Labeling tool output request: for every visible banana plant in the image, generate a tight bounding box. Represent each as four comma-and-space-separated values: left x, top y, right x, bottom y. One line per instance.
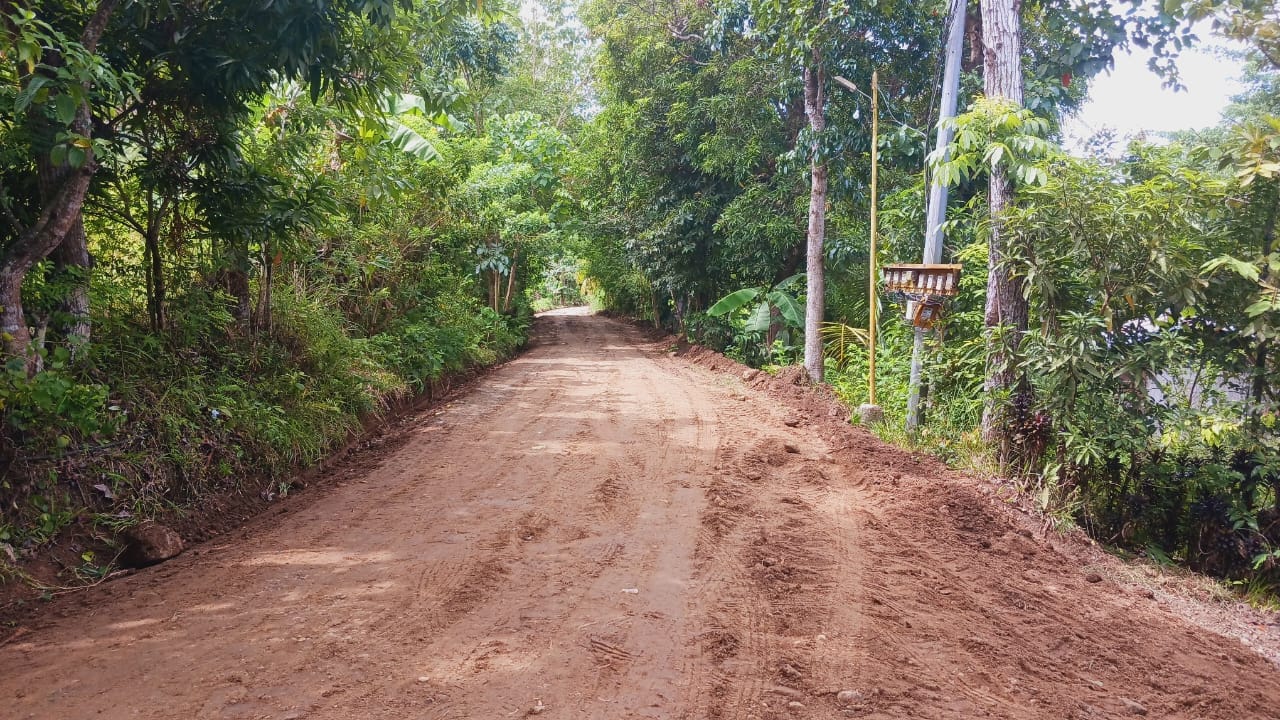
380, 92, 460, 161
708, 274, 806, 356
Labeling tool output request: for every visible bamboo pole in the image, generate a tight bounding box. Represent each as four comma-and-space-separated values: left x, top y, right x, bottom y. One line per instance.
868, 70, 879, 406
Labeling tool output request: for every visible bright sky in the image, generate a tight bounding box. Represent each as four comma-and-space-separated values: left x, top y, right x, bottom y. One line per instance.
1062, 41, 1246, 152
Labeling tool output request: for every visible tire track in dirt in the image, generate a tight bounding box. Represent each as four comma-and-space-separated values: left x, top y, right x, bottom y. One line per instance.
343, 312, 718, 719
670, 362, 861, 720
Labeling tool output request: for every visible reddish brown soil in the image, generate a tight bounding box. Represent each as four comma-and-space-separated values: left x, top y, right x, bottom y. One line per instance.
2, 309, 1279, 719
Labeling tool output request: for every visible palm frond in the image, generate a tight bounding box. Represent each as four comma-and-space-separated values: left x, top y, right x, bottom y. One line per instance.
821, 321, 869, 370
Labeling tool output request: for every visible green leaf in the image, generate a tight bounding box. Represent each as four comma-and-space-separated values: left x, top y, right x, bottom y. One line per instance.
766, 289, 804, 328
309, 64, 323, 104
1246, 298, 1278, 317
773, 273, 806, 291
707, 288, 760, 316
984, 143, 1005, 168
388, 93, 427, 115
52, 93, 77, 125
385, 120, 440, 161
744, 301, 772, 333
1202, 255, 1260, 281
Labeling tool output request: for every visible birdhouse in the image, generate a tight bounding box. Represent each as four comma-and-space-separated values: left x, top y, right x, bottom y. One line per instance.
881, 263, 963, 297
882, 263, 962, 329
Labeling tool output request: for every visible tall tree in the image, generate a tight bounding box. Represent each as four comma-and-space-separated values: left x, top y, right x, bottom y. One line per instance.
802, 52, 827, 382
979, 0, 1029, 444
743, 0, 940, 382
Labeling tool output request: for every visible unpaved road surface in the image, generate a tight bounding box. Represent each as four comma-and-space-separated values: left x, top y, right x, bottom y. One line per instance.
4, 309, 1280, 719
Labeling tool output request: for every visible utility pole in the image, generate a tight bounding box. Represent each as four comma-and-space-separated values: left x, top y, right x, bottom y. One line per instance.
868, 70, 879, 408
905, 0, 966, 432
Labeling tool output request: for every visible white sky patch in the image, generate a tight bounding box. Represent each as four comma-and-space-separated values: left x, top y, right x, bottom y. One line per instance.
1062, 41, 1247, 153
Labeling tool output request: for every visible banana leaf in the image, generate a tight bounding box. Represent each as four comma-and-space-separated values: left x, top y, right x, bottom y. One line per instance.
744, 301, 773, 333
767, 289, 804, 328
708, 288, 760, 316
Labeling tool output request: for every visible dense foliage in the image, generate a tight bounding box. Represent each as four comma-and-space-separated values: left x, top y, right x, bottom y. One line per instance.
0, 0, 578, 571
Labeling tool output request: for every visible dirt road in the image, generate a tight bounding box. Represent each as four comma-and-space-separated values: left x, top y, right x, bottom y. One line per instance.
3, 309, 1280, 719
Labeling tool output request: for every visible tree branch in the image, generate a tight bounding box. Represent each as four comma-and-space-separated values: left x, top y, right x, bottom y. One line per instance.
0, 164, 94, 277
80, 0, 120, 53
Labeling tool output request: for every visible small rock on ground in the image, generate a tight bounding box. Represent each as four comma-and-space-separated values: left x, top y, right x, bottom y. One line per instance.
121, 521, 185, 567
1120, 698, 1148, 715
768, 686, 804, 699
836, 690, 863, 704
857, 403, 884, 424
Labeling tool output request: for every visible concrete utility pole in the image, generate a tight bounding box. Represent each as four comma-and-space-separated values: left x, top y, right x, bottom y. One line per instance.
905, 0, 967, 432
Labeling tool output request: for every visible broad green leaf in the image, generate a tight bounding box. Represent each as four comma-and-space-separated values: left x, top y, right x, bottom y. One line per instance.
388, 93, 427, 116
52, 93, 77, 125
1246, 298, 1279, 317
386, 120, 440, 161
1202, 255, 1260, 281
767, 289, 804, 328
744, 301, 772, 333
707, 288, 760, 316
773, 273, 806, 291
984, 143, 1005, 168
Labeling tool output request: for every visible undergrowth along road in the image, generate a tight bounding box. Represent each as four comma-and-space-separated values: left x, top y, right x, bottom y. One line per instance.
2, 308, 1279, 719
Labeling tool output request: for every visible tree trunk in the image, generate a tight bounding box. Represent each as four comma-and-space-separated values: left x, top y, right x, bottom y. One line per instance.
34, 117, 93, 354
1251, 186, 1278, 404
503, 249, 519, 313
50, 220, 92, 351
802, 56, 827, 383
0, 0, 119, 367
0, 164, 95, 368
980, 0, 1023, 104
223, 236, 252, 330
767, 304, 782, 355
979, 0, 1028, 444
262, 252, 274, 336
145, 225, 166, 331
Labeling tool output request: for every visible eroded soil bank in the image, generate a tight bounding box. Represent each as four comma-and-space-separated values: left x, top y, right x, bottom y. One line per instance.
2, 308, 1279, 719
